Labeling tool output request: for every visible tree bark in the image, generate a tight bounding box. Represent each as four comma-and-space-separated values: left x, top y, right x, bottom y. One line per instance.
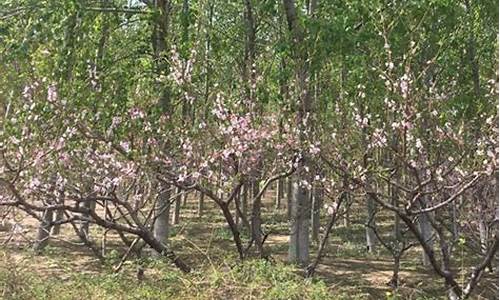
243, 0, 257, 111
79, 192, 96, 240
172, 186, 182, 225
241, 183, 248, 222
275, 179, 284, 209
390, 255, 401, 288
251, 179, 263, 257
33, 208, 53, 252
418, 187, 434, 267
219, 201, 244, 259
153, 183, 171, 252
51, 189, 64, 235
343, 195, 350, 227
282, 0, 315, 266
419, 211, 434, 266
286, 177, 292, 219
288, 177, 310, 266
198, 191, 204, 218
311, 184, 322, 244
306, 191, 344, 277
182, 191, 188, 207
366, 193, 377, 252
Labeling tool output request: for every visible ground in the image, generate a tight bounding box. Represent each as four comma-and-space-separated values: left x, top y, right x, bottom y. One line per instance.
0, 189, 497, 299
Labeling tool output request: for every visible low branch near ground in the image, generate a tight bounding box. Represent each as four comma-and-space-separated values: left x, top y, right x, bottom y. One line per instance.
0, 177, 191, 273
306, 190, 345, 278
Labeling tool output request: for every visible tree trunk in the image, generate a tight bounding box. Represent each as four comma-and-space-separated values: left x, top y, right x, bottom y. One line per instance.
311, 184, 322, 244
218, 201, 244, 259
241, 183, 248, 222
366, 194, 377, 252
391, 182, 402, 241
251, 179, 263, 256
343, 194, 350, 227
172, 187, 182, 225
306, 190, 344, 277
198, 191, 204, 218
286, 177, 293, 220
419, 211, 434, 266
79, 199, 95, 239
450, 198, 459, 241
182, 191, 188, 207
275, 179, 284, 209
288, 177, 310, 266
243, 0, 257, 111
51, 189, 64, 235
282, 0, 315, 267
389, 254, 401, 288
33, 209, 53, 252
478, 212, 488, 257
234, 191, 240, 227
153, 183, 171, 252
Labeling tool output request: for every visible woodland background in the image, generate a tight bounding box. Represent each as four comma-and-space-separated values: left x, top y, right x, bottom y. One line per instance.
0, 0, 498, 299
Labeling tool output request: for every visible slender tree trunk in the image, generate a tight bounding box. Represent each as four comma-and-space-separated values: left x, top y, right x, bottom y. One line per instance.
282, 0, 315, 266
391, 182, 402, 241
419, 211, 434, 266
34, 208, 53, 252
172, 187, 182, 225
366, 193, 377, 252
182, 191, 188, 207
149, 0, 175, 259
343, 194, 350, 227
203, 1, 213, 119
241, 183, 248, 222
450, 198, 459, 241
288, 176, 310, 266
417, 171, 434, 267
102, 199, 110, 257
218, 201, 244, 259
51, 189, 64, 235
478, 211, 489, 257
390, 254, 401, 288
286, 177, 293, 220
306, 191, 344, 277
234, 191, 241, 227
79, 196, 96, 239
251, 179, 263, 256
275, 179, 284, 209
198, 191, 204, 218
465, 0, 481, 99
311, 184, 322, 244
243, 0, 257, 111
153, 183, 171, 252
364, 140, 376, 253
142, 225, 190, 272
398, 213, 464, 299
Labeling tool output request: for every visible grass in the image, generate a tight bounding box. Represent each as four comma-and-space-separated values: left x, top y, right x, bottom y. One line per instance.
0, 249, 334, 300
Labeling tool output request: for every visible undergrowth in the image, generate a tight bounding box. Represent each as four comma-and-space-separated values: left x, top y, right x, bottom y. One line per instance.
0, 250, 337, 300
